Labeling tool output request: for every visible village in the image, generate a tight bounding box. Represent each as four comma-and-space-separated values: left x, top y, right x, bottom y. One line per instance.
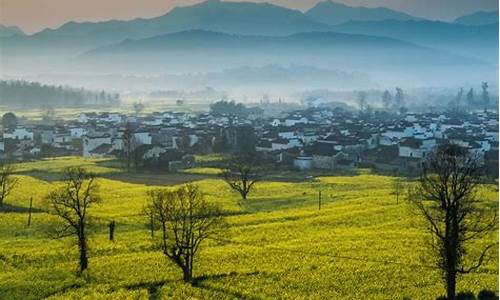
0, 104, 498, 176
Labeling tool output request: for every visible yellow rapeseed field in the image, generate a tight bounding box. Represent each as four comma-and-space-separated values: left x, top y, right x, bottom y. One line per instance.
0, 157, 497, 299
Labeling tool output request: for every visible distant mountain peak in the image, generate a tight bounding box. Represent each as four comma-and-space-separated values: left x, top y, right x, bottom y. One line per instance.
0, 25, 25, 37
306, 1, 421, 25
454, 10, 498, 26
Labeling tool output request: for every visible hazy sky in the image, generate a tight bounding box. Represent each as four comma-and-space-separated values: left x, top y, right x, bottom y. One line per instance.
1, 0, 498, 34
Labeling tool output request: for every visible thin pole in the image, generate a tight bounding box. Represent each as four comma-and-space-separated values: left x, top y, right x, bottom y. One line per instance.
318, 190, 322, 211
150, 214, 154, 238
27, 197, 33, 227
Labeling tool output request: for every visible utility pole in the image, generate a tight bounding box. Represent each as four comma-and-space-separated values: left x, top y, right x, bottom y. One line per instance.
150, 214, 155, 238
318, 190, 322, 211
109, 220, 116, 241
27, 197, 33, 227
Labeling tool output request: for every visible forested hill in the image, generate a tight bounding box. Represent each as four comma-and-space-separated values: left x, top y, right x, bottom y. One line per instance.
0, 80, 120, 107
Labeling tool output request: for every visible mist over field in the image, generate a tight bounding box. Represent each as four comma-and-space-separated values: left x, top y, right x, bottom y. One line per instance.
1, 0, 498, 106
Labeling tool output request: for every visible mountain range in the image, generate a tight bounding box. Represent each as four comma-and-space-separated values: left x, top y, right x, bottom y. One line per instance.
331, 20, 498, 62
305, 1, 421, 25
0, 0, 497, 88
0, 25, 25, 37
75, 30, 492, 89
454, 10, 499, 26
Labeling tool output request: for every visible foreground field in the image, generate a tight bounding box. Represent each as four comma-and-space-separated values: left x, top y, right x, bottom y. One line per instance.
0, 157, 498, 299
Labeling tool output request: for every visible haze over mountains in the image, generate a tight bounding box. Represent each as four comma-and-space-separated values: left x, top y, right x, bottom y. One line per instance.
0, 0, 498, 94
0, 25, 25, 37
305, 1, 421, 25
454, 10, 499, 26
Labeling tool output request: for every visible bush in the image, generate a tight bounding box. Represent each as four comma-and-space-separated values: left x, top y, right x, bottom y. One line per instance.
478, 290, 498, 300
457, 291, 476, 300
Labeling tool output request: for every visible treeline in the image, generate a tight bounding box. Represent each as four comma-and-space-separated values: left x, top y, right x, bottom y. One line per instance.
210, 100, 263, 117
0, 80, 120, 107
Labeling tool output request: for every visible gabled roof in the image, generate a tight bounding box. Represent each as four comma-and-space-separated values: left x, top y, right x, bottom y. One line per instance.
400, 138, 423, 148
90, 143, 112, 154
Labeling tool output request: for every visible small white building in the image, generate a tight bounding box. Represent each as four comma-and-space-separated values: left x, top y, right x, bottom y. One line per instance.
83, 134, 112, 157
293, 155, 313, 170
4, 128, 34, 140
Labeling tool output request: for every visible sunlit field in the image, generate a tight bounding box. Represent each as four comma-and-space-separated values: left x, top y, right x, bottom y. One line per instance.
0, 99, 210, 121
0, 157, 497, 299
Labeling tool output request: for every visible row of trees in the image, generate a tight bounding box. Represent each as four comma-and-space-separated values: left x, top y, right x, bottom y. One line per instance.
357, 87, 406, 115
358, 82, 491, 116
0, 80, 120, 108
448, 82, 491, 116
209, 100, 263, 118
0, 144, 495, 299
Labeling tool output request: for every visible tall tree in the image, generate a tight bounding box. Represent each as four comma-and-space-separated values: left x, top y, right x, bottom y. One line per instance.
132, 101, 145, 116
145, 184, 226, 283
122, 123, 136, 172
454, 88, 464, 116
1, 112, 17, 129
356, 91, 367, 113
481, 82, 489, 113
381, 90, 392, 111
466, 88, 475, 111
394, 87, 405, 112
220, 155, 260, 204
0, 163, 18, 208
46, 167, 100, 275
409, 144, 497, 300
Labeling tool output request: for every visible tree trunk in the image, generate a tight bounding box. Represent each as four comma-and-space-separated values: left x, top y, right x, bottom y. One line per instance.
446, 270, 456, 300
78, 225, 88, 274
182, 266, 192, 283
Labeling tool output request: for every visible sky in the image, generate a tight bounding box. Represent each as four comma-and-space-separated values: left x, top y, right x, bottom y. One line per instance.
1, 0, 498, 34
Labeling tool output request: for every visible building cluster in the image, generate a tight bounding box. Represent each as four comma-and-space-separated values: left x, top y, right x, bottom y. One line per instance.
1, 108, 498, 175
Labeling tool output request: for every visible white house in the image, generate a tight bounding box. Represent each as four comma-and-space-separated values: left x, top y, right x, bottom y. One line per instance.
278, 131, 296, 139
293, 155, 313, 170
70, 127, 86, 138
134, 131, 152, 145
83, 134, 112, 157
398, 138, 436, 159
4, 128, 34, 140
271, 138, 301, 150
284, 116, 308, 127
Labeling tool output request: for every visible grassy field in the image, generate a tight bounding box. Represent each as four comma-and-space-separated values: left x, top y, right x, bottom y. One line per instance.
0, 157, 497, 299
0, 99, 210, 121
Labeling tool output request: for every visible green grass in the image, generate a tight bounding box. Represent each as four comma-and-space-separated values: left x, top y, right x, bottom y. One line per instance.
0, 158, 497, 299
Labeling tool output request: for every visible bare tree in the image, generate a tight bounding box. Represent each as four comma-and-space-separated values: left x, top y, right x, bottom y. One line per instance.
46, 167, 100, 275
394, 87, 405, 111
122, 123, 136, 172
452, 88, 464, 116
481, 82, 489, 113
381, 90, 392, 111
466, 88, 475, 111
408, 144, 497, 300
220, 155, 260, 203
145, 184, 225, 283
0, 163, 18, 208
132, 101, 145, 116
356, 91, 367, 113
